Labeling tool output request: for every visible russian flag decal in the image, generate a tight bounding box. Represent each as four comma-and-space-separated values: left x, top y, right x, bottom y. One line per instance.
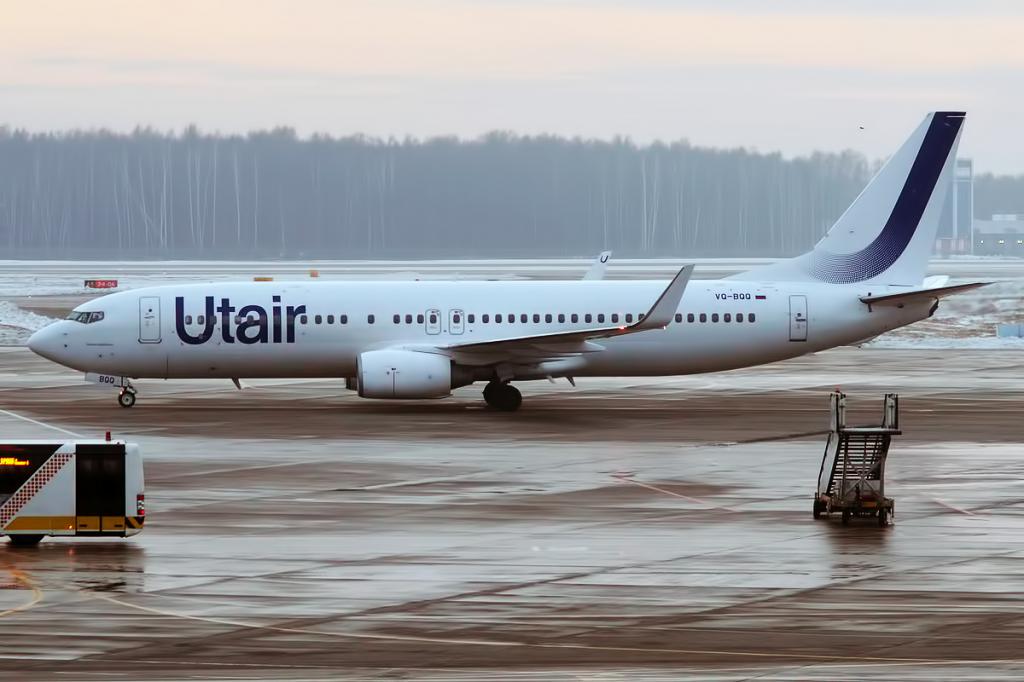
755, 294, 766, 300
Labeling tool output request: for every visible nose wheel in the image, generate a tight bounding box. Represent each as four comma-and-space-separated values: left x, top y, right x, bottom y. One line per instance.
118, 388, 137, 408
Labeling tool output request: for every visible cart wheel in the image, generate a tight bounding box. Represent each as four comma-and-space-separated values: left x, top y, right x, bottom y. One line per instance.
841, 509, 851, 525
8, 534, 43, 547
878, 509, 889, 528
813, 499, 826, 519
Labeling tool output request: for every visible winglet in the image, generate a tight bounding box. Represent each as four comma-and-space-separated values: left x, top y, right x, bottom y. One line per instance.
633, 264, 694, 330
582, 250, 612, 280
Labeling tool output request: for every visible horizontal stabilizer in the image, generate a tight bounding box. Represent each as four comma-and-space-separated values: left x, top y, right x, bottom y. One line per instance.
860, 281, 990, 307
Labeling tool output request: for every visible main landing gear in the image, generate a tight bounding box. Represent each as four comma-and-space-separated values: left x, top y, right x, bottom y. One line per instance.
118, 385, 137, 408
483, 381, 522, 412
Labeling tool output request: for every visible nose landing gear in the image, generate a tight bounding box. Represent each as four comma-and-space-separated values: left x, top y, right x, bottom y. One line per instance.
483, 381, 522, 411
118, 385, 137, 408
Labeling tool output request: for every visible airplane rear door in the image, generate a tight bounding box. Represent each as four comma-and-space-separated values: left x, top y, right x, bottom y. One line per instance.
139, 296, 161, 343
789, 295, 808, 342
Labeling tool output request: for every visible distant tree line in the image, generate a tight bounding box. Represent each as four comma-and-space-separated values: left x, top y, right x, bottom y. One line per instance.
0, 126, 1019, 259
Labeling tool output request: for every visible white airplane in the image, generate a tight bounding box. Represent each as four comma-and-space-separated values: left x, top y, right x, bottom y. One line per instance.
29, 112, 984, 411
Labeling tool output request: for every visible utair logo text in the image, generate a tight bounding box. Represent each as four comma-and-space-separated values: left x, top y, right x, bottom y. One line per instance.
175, 295, 307, 345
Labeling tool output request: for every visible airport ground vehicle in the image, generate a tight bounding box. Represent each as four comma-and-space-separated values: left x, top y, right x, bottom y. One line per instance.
814, 392, 898, 527
0, 440, 144, 546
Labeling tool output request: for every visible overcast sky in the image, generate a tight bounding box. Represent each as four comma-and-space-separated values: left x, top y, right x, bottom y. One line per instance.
4, 0, 1023, 173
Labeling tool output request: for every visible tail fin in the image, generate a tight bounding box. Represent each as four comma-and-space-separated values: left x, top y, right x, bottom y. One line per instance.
732, 111, 965, 286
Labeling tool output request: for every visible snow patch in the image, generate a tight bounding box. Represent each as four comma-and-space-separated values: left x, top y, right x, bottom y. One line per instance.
0, 301, 58, 346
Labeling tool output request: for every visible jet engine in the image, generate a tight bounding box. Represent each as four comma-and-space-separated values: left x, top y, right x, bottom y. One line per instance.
357, 349, 454, 399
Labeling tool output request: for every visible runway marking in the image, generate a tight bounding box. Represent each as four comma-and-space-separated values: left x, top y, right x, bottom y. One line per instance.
0, 408, 82, 437
930, 497, 977, 515
612, 473, 739, 512
78, 589, 1019, 667
0, 569, 43, 619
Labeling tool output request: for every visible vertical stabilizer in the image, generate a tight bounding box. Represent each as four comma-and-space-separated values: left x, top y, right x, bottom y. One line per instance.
732, 112, 965, 286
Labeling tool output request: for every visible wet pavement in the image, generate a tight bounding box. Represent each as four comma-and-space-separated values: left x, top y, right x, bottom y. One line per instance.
0, 347, 1022, 679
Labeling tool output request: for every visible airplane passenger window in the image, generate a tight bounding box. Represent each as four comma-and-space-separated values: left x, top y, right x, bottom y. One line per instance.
185, 315, 193, 325
638, 313, 645, 321
328, 315, 335, 324
367, 314, 375, 324
558, 313, 565, 323
749, 313, 756, 323
482, 314, 489, 323
736, 313, 744, 323
687, 313, 695, 323
468, 314, 475, 323
393, 314, 401, 324
597, 313, 605, 323
417, 314, 424, 324
625, 313, 633, 323
198, 315, 205, 325
300, 315, 308, 325
405, 314, 413, 324
508, 313, 515, 324
545, 314, 552, 323
495, 314, 502, 323
724, 313, 731, 323
520, 314, 527, 323
571, 313, 578, 323
675, 313, 682, 323
314, 315, 322, 324
533, 314, 540, 323
711, 313, 719, 323
585, 313, 592, 323
429, 313, 437, 324
611, 313, 619, 323
340, 314, 348, 324
454, 314, 461, 324
699, 313, 707, 323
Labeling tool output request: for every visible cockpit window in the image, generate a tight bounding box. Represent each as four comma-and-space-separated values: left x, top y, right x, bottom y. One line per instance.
66, 311, 104, 324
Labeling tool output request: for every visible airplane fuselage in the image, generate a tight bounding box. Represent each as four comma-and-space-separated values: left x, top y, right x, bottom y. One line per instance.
33, 279, 932, 380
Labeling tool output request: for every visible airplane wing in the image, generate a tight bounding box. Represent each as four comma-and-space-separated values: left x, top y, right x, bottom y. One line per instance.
581, 251, 612, 280
440, 265, 693, 365
860, 281, 990, 307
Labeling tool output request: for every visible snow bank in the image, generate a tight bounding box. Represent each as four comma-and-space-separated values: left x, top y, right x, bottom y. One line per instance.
0, 301, 57, 346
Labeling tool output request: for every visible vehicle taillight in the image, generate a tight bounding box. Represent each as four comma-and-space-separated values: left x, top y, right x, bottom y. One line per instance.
136, 494, 145, 516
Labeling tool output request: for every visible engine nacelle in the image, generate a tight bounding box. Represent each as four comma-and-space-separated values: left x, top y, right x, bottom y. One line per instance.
357, 349, 452, 399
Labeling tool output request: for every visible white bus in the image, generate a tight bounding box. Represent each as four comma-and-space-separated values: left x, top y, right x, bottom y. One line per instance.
0, 440, 144, 546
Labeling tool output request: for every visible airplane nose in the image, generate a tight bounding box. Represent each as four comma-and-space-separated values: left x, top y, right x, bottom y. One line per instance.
27, 324, 63, 362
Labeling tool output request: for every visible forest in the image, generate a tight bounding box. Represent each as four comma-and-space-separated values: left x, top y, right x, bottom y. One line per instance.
0, 126, 1018, 259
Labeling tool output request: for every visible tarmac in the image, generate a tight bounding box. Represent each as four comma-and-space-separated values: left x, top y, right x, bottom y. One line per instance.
0, 345, 1022, 679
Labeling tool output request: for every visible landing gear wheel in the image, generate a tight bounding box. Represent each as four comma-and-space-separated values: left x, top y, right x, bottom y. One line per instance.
878, 509, 890, 528
841, 509, 851, 525
813, 499, 826, 520
483, 382, 522, 412
483, 381, 500, 406
499, 384, 522, 412
118, 389, 137, 408
8, 534, 43, 547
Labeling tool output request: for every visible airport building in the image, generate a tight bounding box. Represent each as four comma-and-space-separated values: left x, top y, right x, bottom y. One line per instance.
974, 214, 1024, 255
936, 158, 973, 255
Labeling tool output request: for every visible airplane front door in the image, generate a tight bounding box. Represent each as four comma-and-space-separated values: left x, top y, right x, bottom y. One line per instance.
789, 295, 808, 342
139, 296, 161, 343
